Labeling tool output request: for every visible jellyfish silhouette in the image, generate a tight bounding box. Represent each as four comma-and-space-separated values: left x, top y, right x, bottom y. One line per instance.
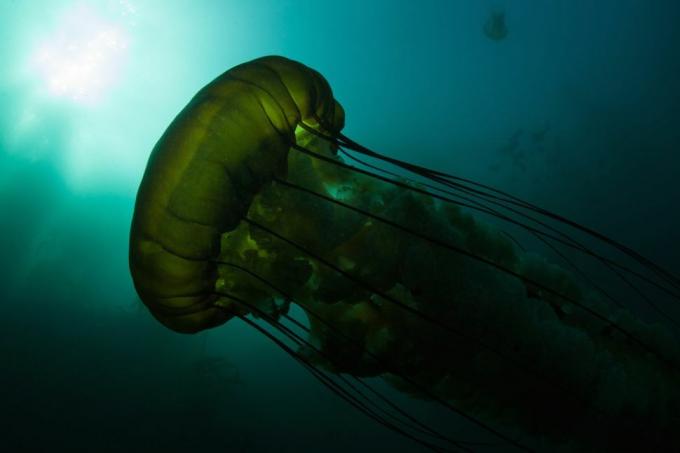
484, 11, 508, 42
129, 56, 680, 452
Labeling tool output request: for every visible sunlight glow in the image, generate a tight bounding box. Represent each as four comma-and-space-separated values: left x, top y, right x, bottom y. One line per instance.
29, 5, 129, 105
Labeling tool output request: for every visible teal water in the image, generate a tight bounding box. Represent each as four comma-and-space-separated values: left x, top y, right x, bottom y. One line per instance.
2, 1, 679, 451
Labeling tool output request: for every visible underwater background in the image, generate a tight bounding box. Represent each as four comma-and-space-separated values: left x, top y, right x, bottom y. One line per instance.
2, 1, 680, 451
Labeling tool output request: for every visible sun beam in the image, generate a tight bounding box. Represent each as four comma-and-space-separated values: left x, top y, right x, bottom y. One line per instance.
29, 5, 129, 106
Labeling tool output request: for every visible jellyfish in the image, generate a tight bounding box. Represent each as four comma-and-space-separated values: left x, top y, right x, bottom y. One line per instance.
484, 11, 508, 42
129, 56, 680, 452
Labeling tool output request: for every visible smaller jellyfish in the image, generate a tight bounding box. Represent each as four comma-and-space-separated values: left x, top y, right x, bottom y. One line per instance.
484, 10, 508, 41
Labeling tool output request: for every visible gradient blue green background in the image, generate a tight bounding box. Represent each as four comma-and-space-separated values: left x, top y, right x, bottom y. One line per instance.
2, 1, 679, 451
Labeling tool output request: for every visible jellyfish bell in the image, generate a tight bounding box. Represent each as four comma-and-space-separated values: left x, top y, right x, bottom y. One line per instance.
129, 56, 344, 333
130, 56, 680, 451
484, 10, 508, 41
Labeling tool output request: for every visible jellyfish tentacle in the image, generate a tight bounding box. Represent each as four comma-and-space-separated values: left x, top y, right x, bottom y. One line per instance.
233, 305, 464, 453
304, 122, 680, 295
226, 295, 473, 452
215, 258, 600, 451
336, 146, 635, 320
289, 142, 680, 362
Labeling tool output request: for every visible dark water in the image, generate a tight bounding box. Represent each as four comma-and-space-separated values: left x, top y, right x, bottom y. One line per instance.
2, 1, 680, 451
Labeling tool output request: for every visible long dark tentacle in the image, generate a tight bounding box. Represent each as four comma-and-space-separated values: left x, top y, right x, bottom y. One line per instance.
301, 122, 680, 296
229, 303, 469, 452
263, 172, 678, 371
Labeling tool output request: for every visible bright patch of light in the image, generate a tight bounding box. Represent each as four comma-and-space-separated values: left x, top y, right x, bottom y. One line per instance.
29, 5, 129, 105
7, 0, 258, 194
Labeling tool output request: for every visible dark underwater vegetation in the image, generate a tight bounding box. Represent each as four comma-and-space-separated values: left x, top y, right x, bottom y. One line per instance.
2, 1, 680, 452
